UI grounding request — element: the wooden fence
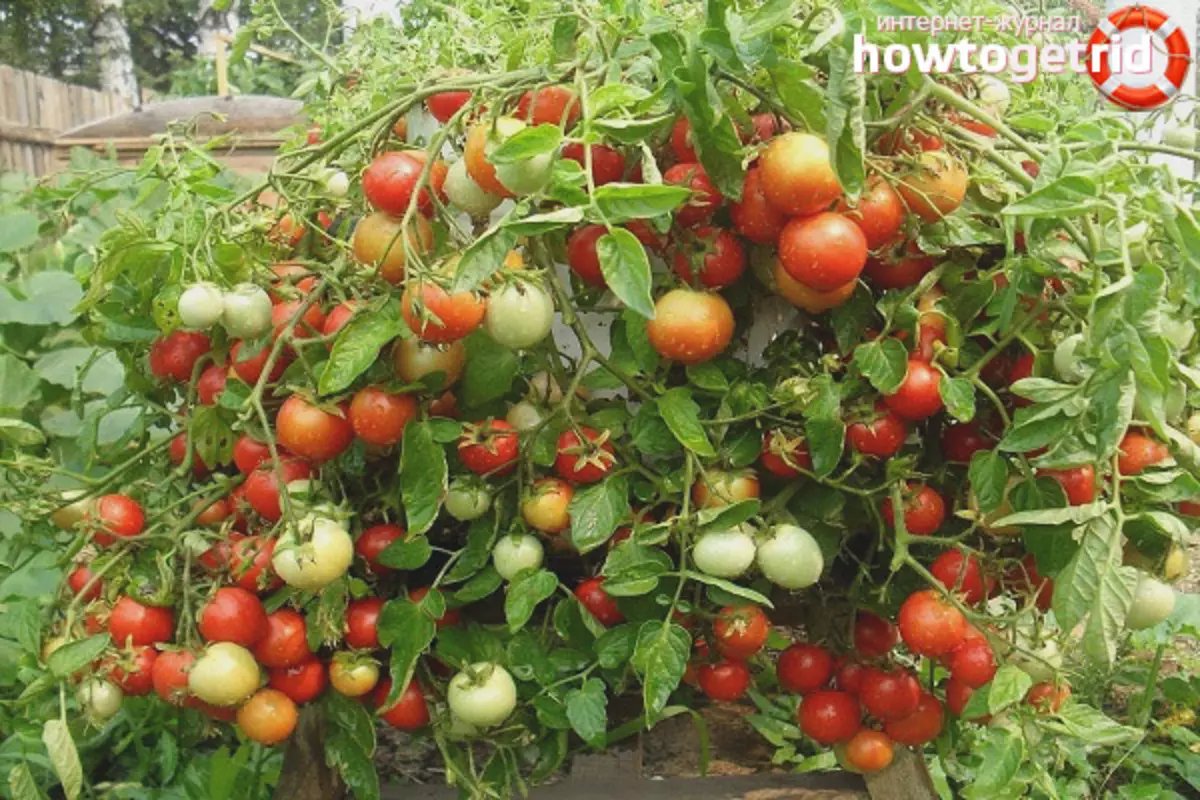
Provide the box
[0,65,132,177]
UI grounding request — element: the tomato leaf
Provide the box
[770,60,826,131]
[630,402,683,458]
[968,450,1009,514]
[804,417,844,478]
[962,728,1024,800]
[378,598,437,695]
[41,720,82,800]
[694,499,760,532]
[565,678,608,747]
[597,229,655,320]
[461,332,518,407]
[987,664,1033,712]
[630,621,690,720]
[46,635,109,678]
[319,309,404,396]
[189,405,235,468]
[489,124,563,164]
[0,211,39,253]
[0,418,45,448]
[325,698,380,800]
[453,225,519,293]
[591,184,693,222]
[400,421,447,536]
[453,567,503,604]
[686,362,728,392]
[823,42,866,198]
[504,208,584,237]
[443,514,498,584]
[939,374,975,422]
[505,569,559,632]
[569,475,630,553]
[7,763,42,800]
[323,691,376,756]
[657,387,715,457]
[377,535,432,570]
[594,625,638,670]
[1003,176,1100,218]
[1042,704,1141,746]
[683,570,773,608]
[602,542,672,596]
[854,339,908,394]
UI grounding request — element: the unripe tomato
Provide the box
[756,523,823,589]
[221,284,273,338]
[897,151,968,223]
[692,470,760,508]
[860,666,920,721]
[671,226,746,289]
[458,420,519,476]
[773,260,857,313]
[51,490,93,530]
[847,406,908,458]
[777,643,834,694]
[882,483,945,536]
[273,515,354,591]
[199,587,268,647]
[759,132,842,216]
[522,478,573,534]
[884,359,944,421]
[373,678,431,730]
[349,387,418,447]
[152,649,195,705]
[693,526,757,579]
[853,611,899,659]
[109,596,174,647]
[356,523,405,575]
[351,212,434,284]
[663,162,723,227]
[1126,575,1175,630]
[714,605,769,660]
[327,655,378,698]
[149,330,211,383]
[565,225,609,288]
[778,212,868,292]
[393,337,466,389]
[730,167,786,245]
[78,678,124,721]
[493,533,545,581]
[842,730,894,773]
[759,430,813,478]
[269,656,328,703]
[402,281,487,344]
[799,691,862,745]
[276,395,354,463]
[697,660,752,702]
[237,689,299,746]
[929,550,991,604]
[447,662,518,727]
[835,174,905,250]
[484,281,555,350]
[575,577,623,626]
[444,159,504,218]
[897,590,967,657]
[253,609,311,669]
[506,400,544,432]
[555,427,616,484]
[562,142,626,185]
[188,642,262,707]
[445,480,492,521]
[884,691,945,745]
[178,283,225,329]
[1025,681,1070,713]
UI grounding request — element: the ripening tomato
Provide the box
[759,431,813,478]
[169,433,209,477]
[562,143,625,186]
[860,666,921,721]
[930,550,991,604]
[575,577,624,627]
[730,167,787,245]
[322,302,357,342]
[1117,432,1169,476]
[1025,681,1070,713]
[884,359,944,421]
[149,331,211,383]
[427,90,472,122]
[253,610,311,669]
[698,660,752,702]
[1037,464,1096,506]
[863,243,935,290]
[344,597,384,650]
[270,262,316,299]
[522,478,574,534]
[777,644,834,694]
[515,86,580,127]
[646,289,735,364]
[948,641,997,688]
[671,226,746,289]
[799,691,862,745]
[555,428,617,484]
[102,645,158,696]
[897,590,967,657]
[68,565,102,601]
[271,300,326,344]
[774,261,857,314]
[778,212,868,292]
[843,730,894,774]
[349,387,418,447]
[402,281,487,344]
[230,340,290,386]
[835,175,905,251]
[759,132,842,216]
[897,151,969,223]
[243,458,313,522]
[882,483,945,536]
[670,117,697,162]
[351,212,434,284]
[238,688,298,745]
[463,122,516,198]
[197,363,228,405]
[853,611,899,659]
[110,597,174,647]
[276,395,354,463]
[663,163,723,227]
[362,151,439,216]
[269,657,328,704]
[200,587,268,647]
[876,127,944,155]
[458,420,520,476]
[374,678,431,730]
[692,470,760,508]
[714,605,770,660]
[884,691,945,745]
[152,649,195,705]
[356,524,405,575]
[91,494,145,547]
[565,225,609,288]
[231,535,283,593]
[942,422,992,463]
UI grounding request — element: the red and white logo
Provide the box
[1087,5,1193,110]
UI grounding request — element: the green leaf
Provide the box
[461,332,518,407]
[629,402,682,457]
[602,542,671,596]
[47,635,109,678]
[401,421,447,536]
[823,43,866,197]
[319,310,403,396]
[630,621,690,720]
[804,417,844,478]
[594,625,638,669]
[962,728,1024,799]
[987,664,1033,712]
[190,405,236,468]
[0,272,82,325]
[452,227,519,292]
[656,387,715,456]
[566,678,608,747]
[504,208,584,237]
[1042,704,1141,746]
[489,124,563,164]
[377,535,432,570]
[968,450,1008,513]
[42,720,82,800]
[323,690,377,757]
[1052,514,1138,666]
[769,60,826,131]
[1003,176,1100,218]
[598,229,655,319]
[695,499,761,532]
[0,211,39,252]
[592,184,692,222]
[453,567,503,604]
[326,724,380,800]
[686,362,728,392]
[939,375,975,422]
[8,763,45,800]
[854,339,908,394]
[0,354,41,413]
[505,569,559,632]
[684,570,773,607]
[569,475,631,553]
[0,418,45,447]
[377,598,437,693]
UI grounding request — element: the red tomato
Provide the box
[457,419,520,476]
[942,422,992,463]
[149,331,211,383]
[92,494,145,547]
[884,359,944,421]
[1037,464,1096,506]
[575,577,624,627]
[102,645,158,696]
[169,433,209,477]
[1008,352,1035,407]
[778,212,868,292]
[349,387,418,447]
[233,436,274,475]
[276,395,354,463]
[759,430,813,478]
[199,587,268,647]
[566,225,609,288]
[835,659,867,695]
[759,132,842,217]
[698,659,752,702]
[1025,682,1070,713]
[744,113,786,143]
[835,175,905,251]
[884,691,945,745]
[860,666,921,721]
[555,427,617,484]
[777,643,834,694]
[109,597,174,647]
[671,226,746,289]
[426,91,472,123]
[408,587,462,628]
[646,289,735,364]
[670,117,697,162]
[362,151,441,216]
[730,167,787,246]
[562,143,626,186]
[231,535,283,593]
[322,302,357,341]
[402,282,487,344]
[253,610,311,669]
[345,598,384,650]
[948,641,997,688]
[197,363,228,405]
[853,611,899,659]
[1117,432,1169,476]
[68,565,103,601]
[843,730,894,773]
[230,340,290,385]
[864,244,935,290]
[515,86,580,127]
[625,219,668,252]
[799,691,862,745]
[270,262,316,298]
[356,524,405,575]
[714,605,770,660]
[373,678,431,730]
[152,649,195,705]
[663,163,723,227]
[944,676,976,718]
[930,550,991,604]
[268,657,328,704]
[1006,554,1053,612]
[876,127,944,155]
[200,535,237,574]
[897,590,967,657]
[882,483,945,536]
[271,300,326,343]
[847,406,908,458]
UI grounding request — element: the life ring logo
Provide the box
[1086,5,1193,111]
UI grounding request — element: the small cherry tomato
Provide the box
[663,162,723,227]
[356,524,405,575]
[458,419,520,476]
[884,691,945,745]
[847,406,908,458]
[697,659,752,702]
[574,577,623,627]
[777,643,834,695]
[799,690,862,745]
[554,427,617,484]
[884,359,944,421]
[860,666,921,721]
[897,590,967,657]
[882,483,946,536]
[853,611,899,659]
[714,605,770,661]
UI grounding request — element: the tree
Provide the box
[94,0,140,101]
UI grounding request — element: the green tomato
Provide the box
[756,523,823,589]
[188,642,262,706]
[1162,124,1197,150]
[444,159,503,217]
[178,283,225,330]
[445,481,491,521]
[495,153,554,196]
[1126,576,1175,630]
[492,533,544,581]
[447,662,517,727]
[484,282,555,350]
[221,283,273,339]
[692,525,756,579]
[506,400,544,432]
[272,515,354,590]
[77,678,123,721]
